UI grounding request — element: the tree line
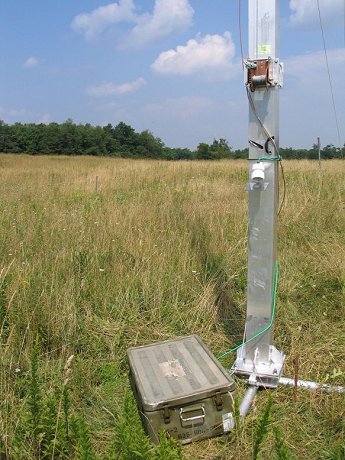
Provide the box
[0,119,343,160]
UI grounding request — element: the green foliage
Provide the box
[63,386,71,437]
[233,396,241,430]
[70,417,97,460]
[195,139,233,160]
[0,436,6,459]
[195,142,212,160]
[28,342,42,451]
[1,119,343,159]
[21,345,66,457]
[0,120,166,159]
[110,390,152,459]
[250,398,296,460]
[210,138,232,159]
[136,130,164,158]
[0,275,10,344]
[253,395,273,460]
[273,427,295,460]
[40,393,59,458]
[109,390,183,460]
[163,147,194,160]
[150,430,183,460]
[320,435,345,460]
[13,366,96,458]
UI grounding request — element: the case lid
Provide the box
[127,335,235,411]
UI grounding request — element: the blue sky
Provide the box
[1,0,344,150]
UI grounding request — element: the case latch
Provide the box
[162,405,170,424]
[214,391,223,411]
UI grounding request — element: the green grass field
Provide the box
[0,154,344,459]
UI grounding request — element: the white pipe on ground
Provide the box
[239,385,259,418]
[279,377,344,394]
[239,377,344,420]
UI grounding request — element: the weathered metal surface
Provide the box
[127,335,236,444]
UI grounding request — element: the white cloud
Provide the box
[71,0,136,40]
[289,0,344,25]
[151,32,236,78]
[285,48,345,80]
[23,57,38,68]
[87,77,146,96]
[72,0,193,45]
[127,0,194,47]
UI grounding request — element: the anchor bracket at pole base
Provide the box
[231,345,285,388]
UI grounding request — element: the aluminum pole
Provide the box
[232,0,284,388]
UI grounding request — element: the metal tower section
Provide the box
[232,0,285,388]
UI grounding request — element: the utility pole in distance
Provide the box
[232,0,285,389]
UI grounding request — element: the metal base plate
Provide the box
[231,345,285,388]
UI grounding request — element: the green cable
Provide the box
[257,156,281,162]
[217,260,279,361]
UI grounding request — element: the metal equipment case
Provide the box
[127,335,236,444]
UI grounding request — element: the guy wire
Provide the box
[316,0,342,150]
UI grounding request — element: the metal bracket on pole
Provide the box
[232,0,285,389]
[246,58,283,92]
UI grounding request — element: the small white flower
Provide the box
[99,268,105,272]
[64,354,75,370]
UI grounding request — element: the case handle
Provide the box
[179,406,205,424]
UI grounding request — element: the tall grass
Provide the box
[0,154,344,459]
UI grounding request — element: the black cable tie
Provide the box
[264,136,275,154]
[249,140,264,149]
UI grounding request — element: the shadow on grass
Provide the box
[189,219,245,345]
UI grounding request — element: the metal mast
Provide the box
[232,0,284,388]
